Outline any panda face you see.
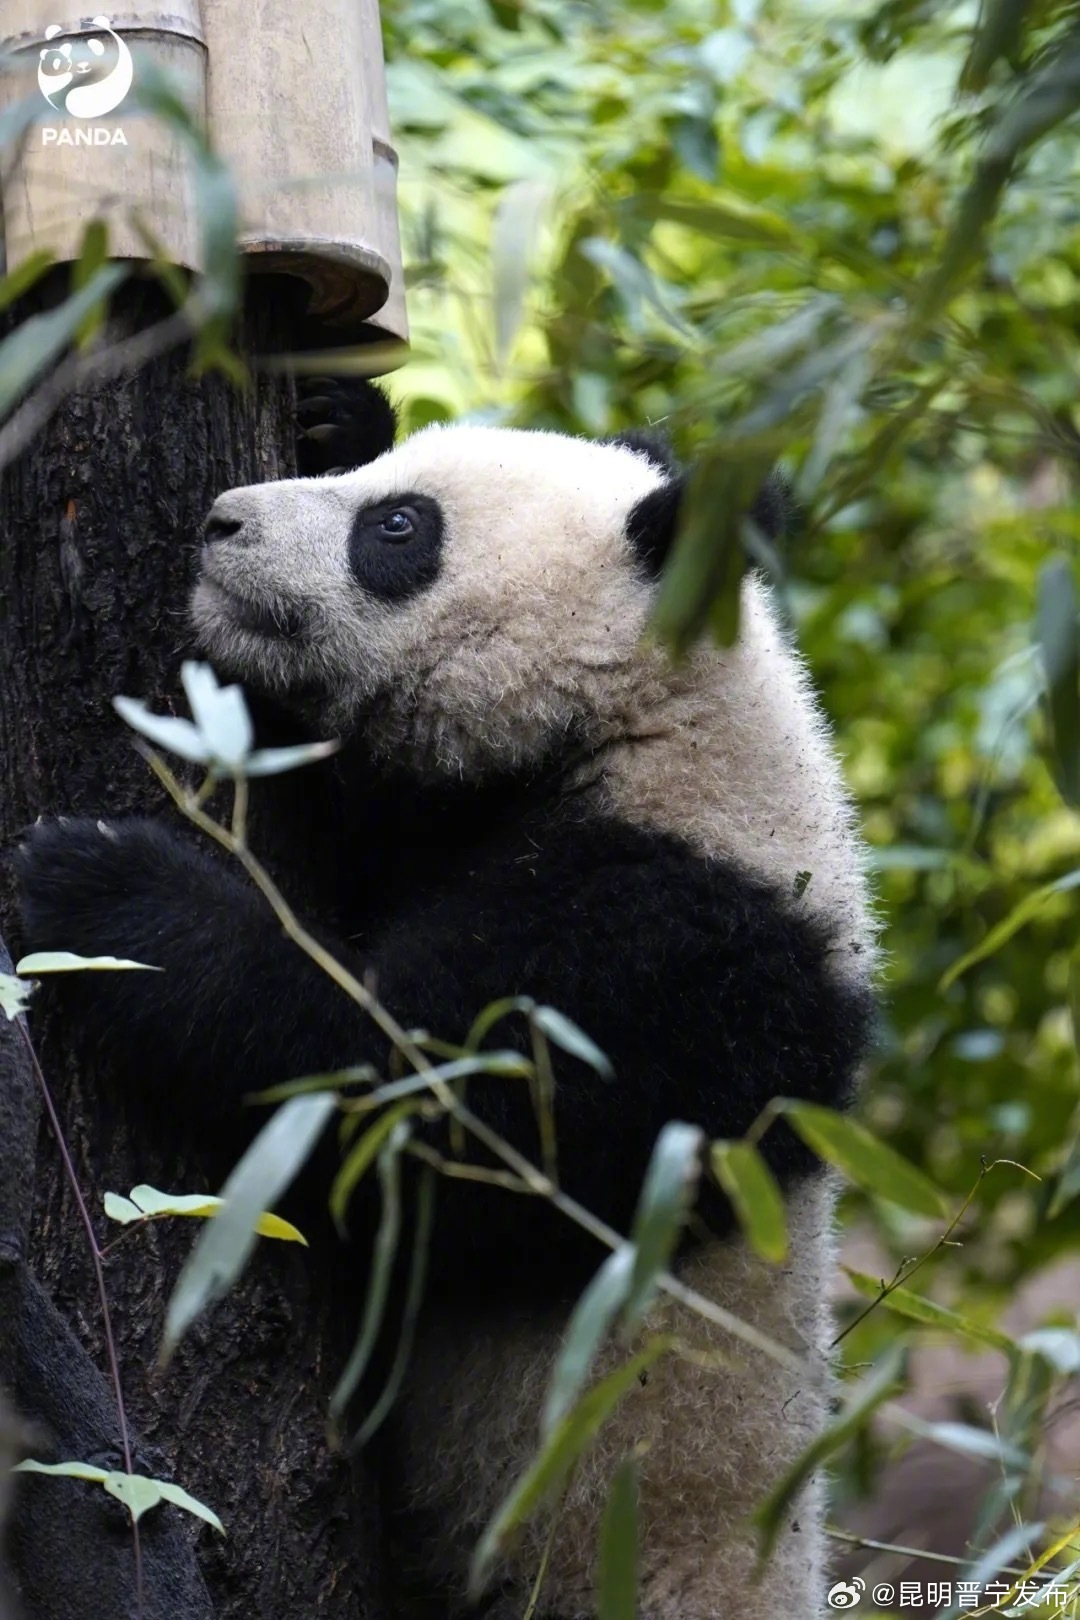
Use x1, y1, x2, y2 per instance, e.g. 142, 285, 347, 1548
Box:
191, 425, 674, 778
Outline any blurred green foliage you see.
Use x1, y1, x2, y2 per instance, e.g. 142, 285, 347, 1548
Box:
380, 0, 1080, 1544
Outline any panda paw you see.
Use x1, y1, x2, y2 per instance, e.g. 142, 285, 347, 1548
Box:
295, 376, 397, 478
15, 817, 201, 966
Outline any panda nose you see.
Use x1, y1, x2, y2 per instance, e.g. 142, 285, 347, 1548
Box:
203, 492, 250, 545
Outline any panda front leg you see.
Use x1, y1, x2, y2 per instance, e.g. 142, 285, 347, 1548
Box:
14, 816, 374, 1124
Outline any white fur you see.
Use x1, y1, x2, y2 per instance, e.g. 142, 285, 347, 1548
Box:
193, 423, 876, 1618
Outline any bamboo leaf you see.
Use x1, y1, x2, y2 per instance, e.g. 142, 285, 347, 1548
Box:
16, 951, 162, 975
711, 1141, 788, 1263
348, 1165, 436, 1450
843, 1269, 1015, 1352
622, 1122, 704, 1334
492, 178, 551, 365
105, 1184, 308, 1244
330, 1120, 413, 1422
959, 0, 1032, 93
778, 1102, 948, 1217
939, 869, 1080, 990
543, 1246, 635, 1436
597, 1458, 639, 1620
469, 1340, 672, 1601
163, 1094, 335, 1360
531, 1006, 614, 1079
0, 973, 34, 1020
330, 1099, 420, 1228
652, 448, 772, 656
0, 264, 127, 420
752, 1344, 906, 1561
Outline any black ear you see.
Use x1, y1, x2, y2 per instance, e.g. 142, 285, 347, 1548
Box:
296, 378, 398, 477
626, 475, 686, 576
605, 429, 680, 480
626, 462, 795, 579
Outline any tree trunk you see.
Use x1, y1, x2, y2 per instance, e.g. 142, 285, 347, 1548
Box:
0, 278, 388, 1620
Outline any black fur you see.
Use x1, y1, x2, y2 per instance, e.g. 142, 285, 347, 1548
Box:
348, 492, 444, 602
15, 781, 873, 1297
296, 378, 398, 478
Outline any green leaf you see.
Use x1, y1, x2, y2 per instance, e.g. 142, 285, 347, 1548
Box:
939, 868, 1080, 990
155, 1478, 227, 1535
543, 1246, 634, 1436
635, 193, 794, 246
959, 0, 1032, 93
651, 447, 772, 656
623, 1122, 704, 1334
1037, 558, 1080, 808
917, 29, 1080, 322
843, 1269, 1015, 1352
0, 973, 34, 1021
711, 1141, 788, 1263
752, 1344, 906, 1561
778, 1102, 948, 1217
71, 221, 111, 349
492, 178, 551, 366
597, 1458, 639, 1620
15, 1460, 110, 1483
163, 1094, 335, 1360
16, 951, 163, 975
330, 1120, 413, 1422
0, 264, 127, 420
469, 1340, 672, 1601
15, 1461, 224, 1535
330, 1099, 420, 1228
531, 1006, 614, 1079
0, 251, 57, 316
348, 1165, 436, 1450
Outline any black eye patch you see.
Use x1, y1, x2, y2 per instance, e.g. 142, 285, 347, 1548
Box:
348, 492, 444, 602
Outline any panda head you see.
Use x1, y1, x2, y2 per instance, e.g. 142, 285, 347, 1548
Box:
191, 422, 781, 780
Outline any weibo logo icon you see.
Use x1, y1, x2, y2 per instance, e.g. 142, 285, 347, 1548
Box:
38, 16, 133, 119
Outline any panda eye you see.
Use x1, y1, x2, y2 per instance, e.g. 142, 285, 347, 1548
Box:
377, 507, 417, 541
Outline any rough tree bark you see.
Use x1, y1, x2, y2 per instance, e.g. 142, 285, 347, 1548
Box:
0, 278, 388, 1620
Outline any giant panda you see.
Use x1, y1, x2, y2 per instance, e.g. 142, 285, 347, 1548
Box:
16, 386, 877, 1620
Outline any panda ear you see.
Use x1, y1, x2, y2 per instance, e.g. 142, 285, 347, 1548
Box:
606, 429, 680, 479
296, 378, 398, 478
627, 463, 795, 577
626, 474, 686, 576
